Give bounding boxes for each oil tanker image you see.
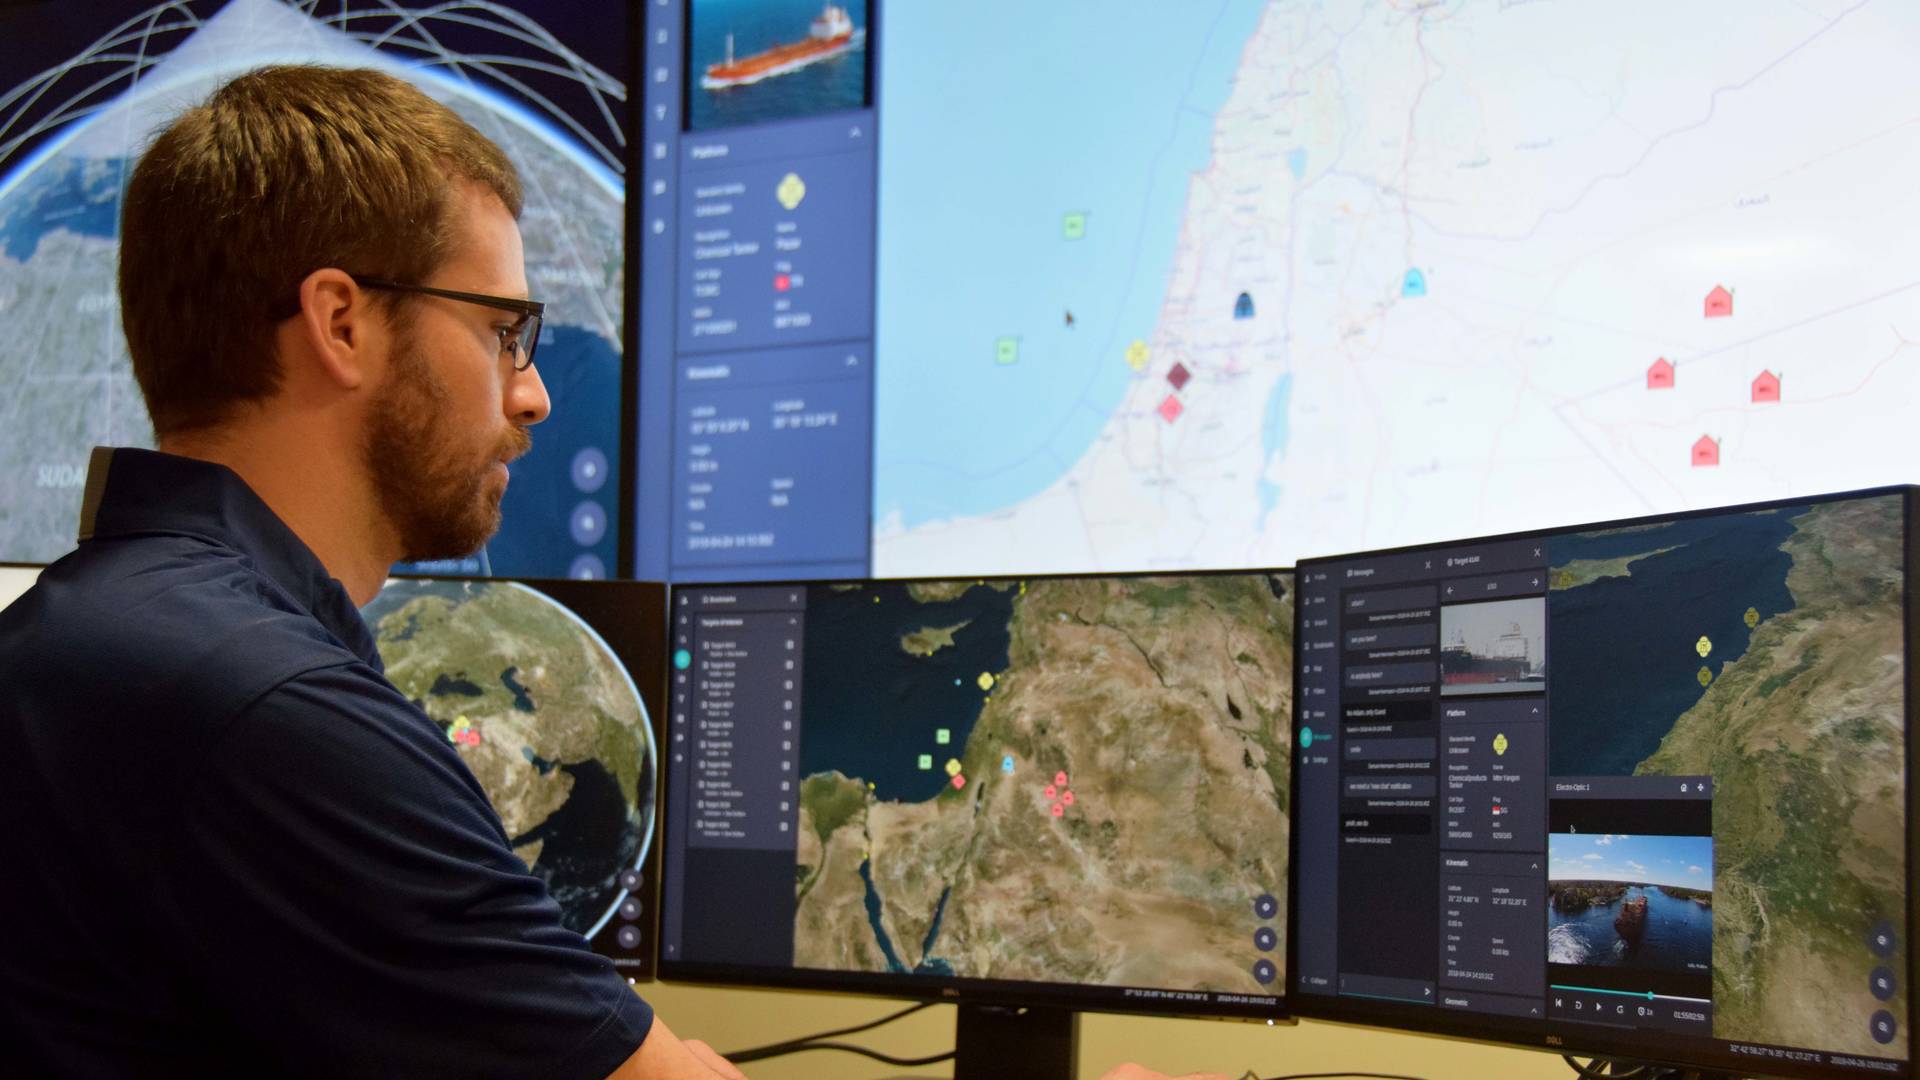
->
[1439,621,1543,687]
[703,4,863,89]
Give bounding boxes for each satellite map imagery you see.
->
[1547,496,1908,1056]
[0,0,626,577]
[361,578,660,958]
[791,573,1293,994]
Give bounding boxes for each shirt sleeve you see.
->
[157,663,653,1080]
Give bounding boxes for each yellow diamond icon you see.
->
[776,172,807,210]
[1698,666,1713,687]
[977,672,995,692]
[1492,733,1509,756]
[1695,635,1712,659]
[944,757,963,777]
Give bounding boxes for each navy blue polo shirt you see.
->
[0,448,652,1078]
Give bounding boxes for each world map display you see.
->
[872,0,1920,577]
[362,579,656,943]
[0,0,624,577]
[793,573,1292,994]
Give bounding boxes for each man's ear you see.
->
[292,268,374,391]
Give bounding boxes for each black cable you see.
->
[718,1001,937,1062]
[727,1040,958,1067]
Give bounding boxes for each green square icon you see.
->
[995,337,1019,365]
[1062,211,1087,240]
[918,754,934,771]
[935,728,951,745]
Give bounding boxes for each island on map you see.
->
[900,621,970,657]
[793,574,1292,993]
[1548,498,1907,1057]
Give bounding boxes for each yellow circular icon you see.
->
[1698,667,1713,687]
[1695,635,1712,659]
[1125,340,1150,371]
[1744,607,1759,629]
[977,672,996,692]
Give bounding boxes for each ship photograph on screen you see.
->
[0,0,629,577]
[686,0,870,132]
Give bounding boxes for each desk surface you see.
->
[641,981,1581,1080]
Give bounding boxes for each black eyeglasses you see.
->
[354,276,545,371]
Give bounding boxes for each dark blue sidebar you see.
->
[636,2,877,582]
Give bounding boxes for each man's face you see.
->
[364,184,548,562]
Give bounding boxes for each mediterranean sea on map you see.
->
[1547,511,1799,776]
[797,582,1014,802]
[871,0,1269,531]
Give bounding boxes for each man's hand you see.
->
[609,1016,747,1079]
[1098,1065,1233,1080]
[681,1038,747,1080]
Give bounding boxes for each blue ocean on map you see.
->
[0,154,121,260]
[1547,509,1803,776]
[687,0,869,132]
[873,0,1270,531]
[1548,886,1712,975]
[798,581,1014,802]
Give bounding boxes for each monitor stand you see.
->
[953,1004,1078,1080]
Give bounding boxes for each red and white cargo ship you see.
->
[702,4,862,90]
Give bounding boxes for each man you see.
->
[0,65,1226,1080]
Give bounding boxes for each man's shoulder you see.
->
[1,533,368,729]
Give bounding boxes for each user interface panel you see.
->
[660,572,1292,1018]
[1293,492,1912,1077]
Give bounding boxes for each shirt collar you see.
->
[79,446,382,672]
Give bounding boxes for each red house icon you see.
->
[1692,435,1720,467]
[1647,358,1675,389]
[1752,370,1780,403]
[1704,285,1733,319]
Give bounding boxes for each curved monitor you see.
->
[1290,488,1914,1078]
[659,571,1293,1027]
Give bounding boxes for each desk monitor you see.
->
[360,576,665,980]
[661,572,1294,1077]
[1291,489,1915,1078]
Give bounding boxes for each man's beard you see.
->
[364,330,531,563]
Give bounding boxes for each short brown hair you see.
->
[119,65,523,436]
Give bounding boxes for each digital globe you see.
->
[362,579,656,939]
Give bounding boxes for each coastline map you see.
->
[792,573,1293,993]
[1546,496,1907,1057]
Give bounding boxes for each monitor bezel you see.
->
[657,567,1296,1023]
[1286,484,1919,1079]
